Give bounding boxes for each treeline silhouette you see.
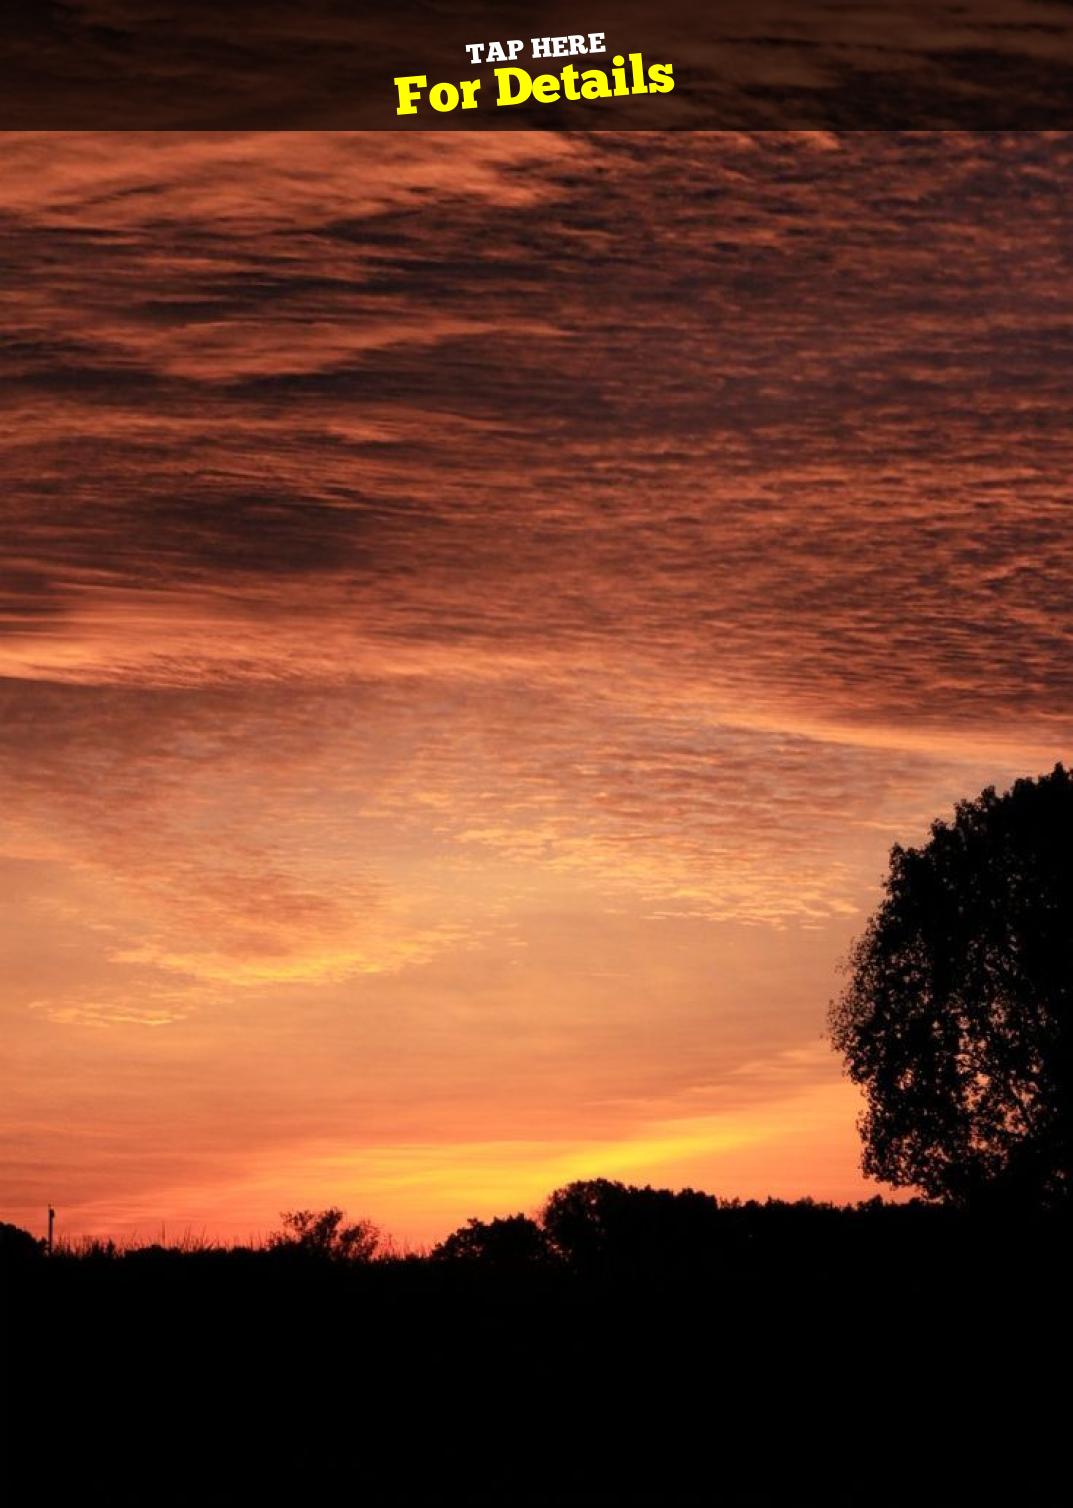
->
[5,1180,1068,1506]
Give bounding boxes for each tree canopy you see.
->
[830,765,1072,1209]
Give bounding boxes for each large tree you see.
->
[830,766,1072,1209]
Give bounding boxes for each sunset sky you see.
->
[3,131,1072,1245]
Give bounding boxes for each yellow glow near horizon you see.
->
[43,1080,878,1246]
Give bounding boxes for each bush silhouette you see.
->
[0,1221,43,1265]
[831,765,1073,1209]
[431,1213,551,1269]
[267,1207,380,1261]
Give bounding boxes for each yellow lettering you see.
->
[394,75,427,115]
[495,67,533,106]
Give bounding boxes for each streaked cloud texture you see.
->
[3,132,1072,1241]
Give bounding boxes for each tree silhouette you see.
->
[541,1178,721,1273]
[830,766,1073,1209]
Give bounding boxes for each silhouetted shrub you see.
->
[431,1213,552,1270]
[0,1221,43,1265]
[267,1207,380,1261]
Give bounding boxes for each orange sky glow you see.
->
[3,131,1072,1245]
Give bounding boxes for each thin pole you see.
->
[47,1205,55,1256]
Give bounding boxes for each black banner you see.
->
[4,1,1073,129]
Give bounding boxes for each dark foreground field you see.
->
[4,1197,1069,1506]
